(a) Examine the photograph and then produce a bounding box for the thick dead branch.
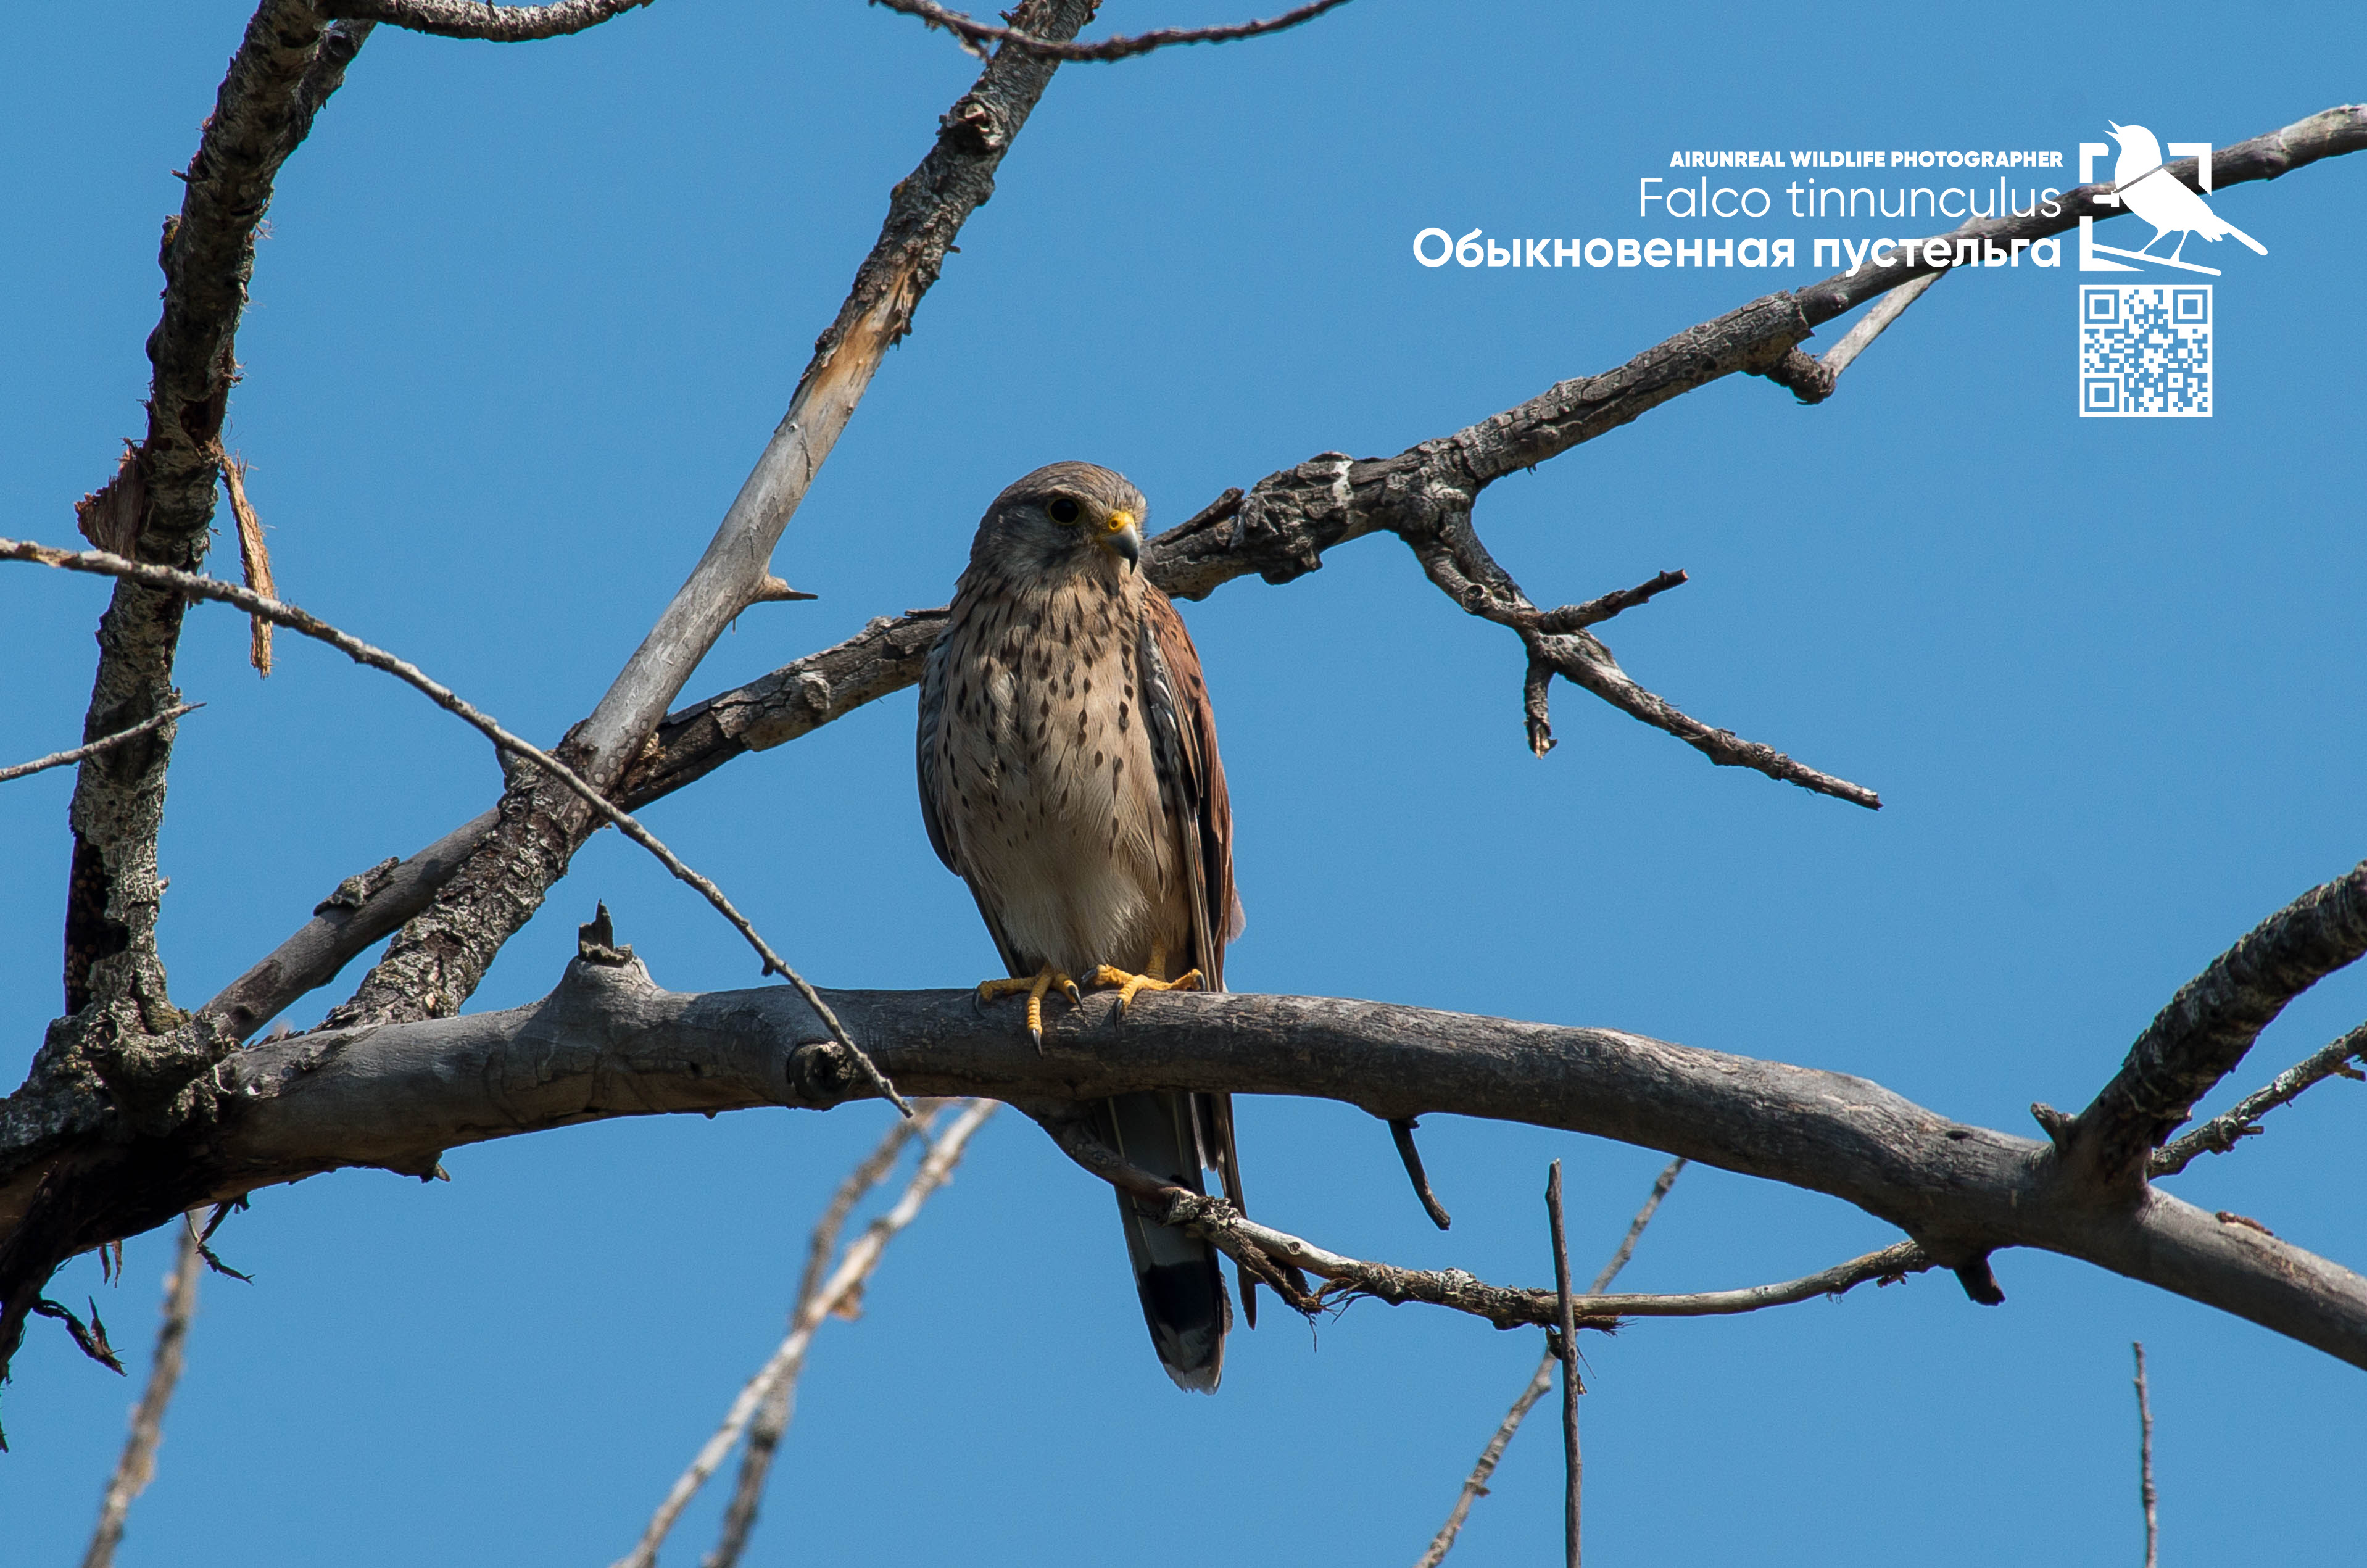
[2065,858,2367,1187]
[61,2,366,1027]
[80,1219,204,1568]
[0,707,201,787]
[197,810,501,1042]
[2152,1022,2367,1177]
[873,0,1354,62]
[6,956,2337,1364]
[323,0,653,41]
[613,1101,992,1568]
[323,0,1100,1037]
[2,539,907,1114]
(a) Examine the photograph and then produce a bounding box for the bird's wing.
[1137,587,1237,990]
[919,620,1030,977]
[1138,588,1260,1322]
[915,626,959,874]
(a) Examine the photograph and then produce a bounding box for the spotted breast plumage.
[916,460,1251,1391]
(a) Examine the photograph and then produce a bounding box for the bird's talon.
[1090,963,1205,1017]
[976,964,1079,1047]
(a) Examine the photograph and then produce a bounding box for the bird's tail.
[2221,220,2268,255]
[1098,1091,1229,1392]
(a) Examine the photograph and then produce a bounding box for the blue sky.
[4,2,2365,1562]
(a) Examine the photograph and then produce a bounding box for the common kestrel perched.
[917,461,1250,1391]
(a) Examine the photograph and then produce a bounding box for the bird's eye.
[1046,497,1082,526]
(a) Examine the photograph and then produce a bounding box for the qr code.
[2079,285,2211,417]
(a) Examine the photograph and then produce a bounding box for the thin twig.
[81,1219,204,1568]
[1026,1104,1929,1330]
[2152,1021,2367,1176]
[1413,1351,1557,1568]
[1544,1162,1581,1568]
[872,0,1354,62]
[1419,1156,1689,1566]
[321,0,654,42]
[1388,1116,1453,1230]
[613,1101,994,1568]
[0,705,201,786]
[2134,1341,2158,1568]
[0,536,909,1116]
[703,1108,943,1568]
[1590,1157,1686,1295]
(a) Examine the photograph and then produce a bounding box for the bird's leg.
[976,964,1081,1050]
[1088,942,1204,1018]
[2171,228,2191,264]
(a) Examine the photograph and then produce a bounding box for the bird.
[916,460,1252,1391]
[2107,122,2267,264]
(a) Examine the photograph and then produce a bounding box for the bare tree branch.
[2134,1342,2159,1568]
[60,1,367,1026]
[0,707,201,787]
[321,0,1101,1037]
[7,953,2329,1361]
[612,1101,993,1568]
[1591,1157,1685,1296]
[1420,1157,1680,1567]
[80,1217,204,1568]
[2058,858,2367,1187]
[3,536,908,1115]
[196,810,501,1042]
[703,1110,940,1568]
[2152,1022,2367,1177]
[1818,272,1944,383]
[1544,1161,1581,1568]
[1388,1116,1453,1230]
[322,0,654,42]
[1414,1354,1556,1568]
[872,0,1356,62]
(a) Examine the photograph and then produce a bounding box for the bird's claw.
[976,966,1080,1052]
[1088,963,1204,1018]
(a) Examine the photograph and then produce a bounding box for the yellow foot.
[976,965,1081,1050]
[1087,963,1204,1018]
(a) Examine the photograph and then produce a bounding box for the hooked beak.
[1096,508,1143,567]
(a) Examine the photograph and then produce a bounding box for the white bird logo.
[2107,122,2267,266]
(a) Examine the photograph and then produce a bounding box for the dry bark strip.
[319,0,1103,1034]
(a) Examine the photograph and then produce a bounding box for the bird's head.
[974,460,1148,578]
[2107,122,2163,168]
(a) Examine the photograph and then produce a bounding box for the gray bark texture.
[17,950,2364,1368]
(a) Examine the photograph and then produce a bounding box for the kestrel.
[917,461,1250,1391]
